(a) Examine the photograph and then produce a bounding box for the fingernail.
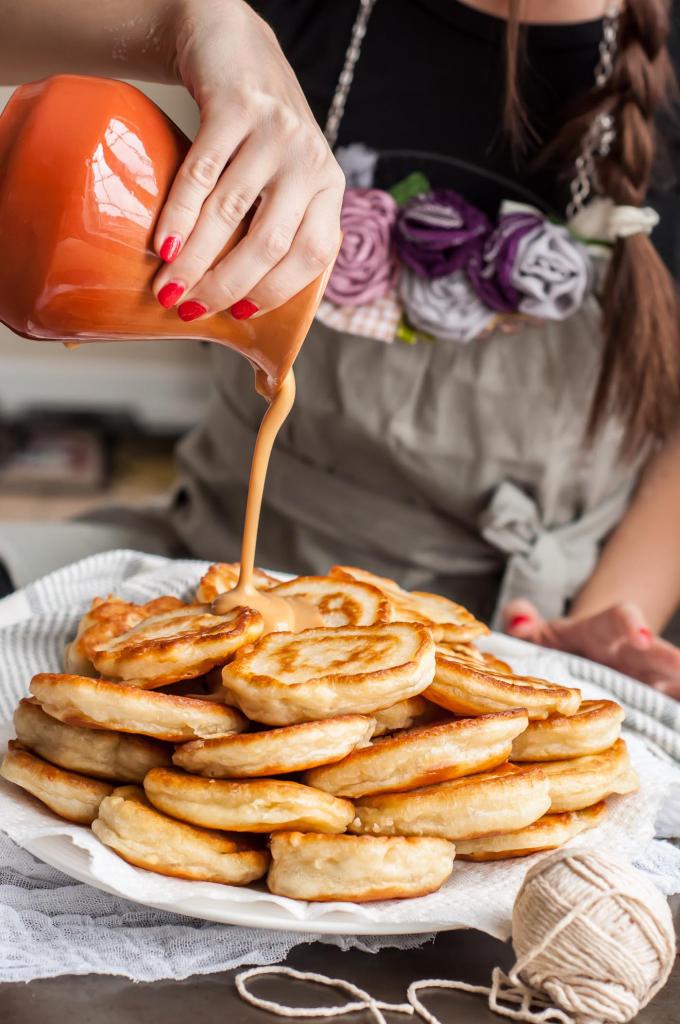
[160,235,182,263]
[177,300,208,322]
[638,627,653,644]
[230,299,259,320]
[157,282,185,309]
[508,614,532,630]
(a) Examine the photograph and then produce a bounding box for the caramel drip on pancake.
[212,371,322,635]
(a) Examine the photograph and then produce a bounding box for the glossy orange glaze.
[0,75,330,396]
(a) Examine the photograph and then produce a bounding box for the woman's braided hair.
[507,0,680,455]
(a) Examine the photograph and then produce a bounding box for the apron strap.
[480,478,631,626]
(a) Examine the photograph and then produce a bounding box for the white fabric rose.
[334,144,378,189]
[510,223,591,321]
[400,269,495,343]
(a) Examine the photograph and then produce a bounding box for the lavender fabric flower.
[468,212,543,313]
[395,189,490,279]
[510,222,591,320]
[399,268,495,343]
[325,188,399,306]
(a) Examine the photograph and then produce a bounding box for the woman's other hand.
[503,599,680,700]
[154,0,344,321]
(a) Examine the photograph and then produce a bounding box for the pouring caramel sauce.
[211,371,323,634]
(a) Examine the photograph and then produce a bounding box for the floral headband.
[316,169,659,347]
[316,1,659,347]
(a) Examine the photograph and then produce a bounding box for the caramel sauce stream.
[212,371,322,634]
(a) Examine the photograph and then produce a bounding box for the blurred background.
[0,82,212,525]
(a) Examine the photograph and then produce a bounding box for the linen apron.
[170,298,645,627]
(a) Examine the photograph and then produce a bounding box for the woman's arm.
[0,0,180,84]
[1,0,344,320]
[504,429,680,696]
[570,428,680,630]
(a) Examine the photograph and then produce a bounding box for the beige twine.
[235,850,676,1024]
[235,965,414,1023]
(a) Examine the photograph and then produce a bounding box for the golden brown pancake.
[481,652,514,673]
[371,695,442,736]
[511,699,625,761]
[173,715,376,778]
[530,738,639,812]
[144,768,355,834]
[330,565,489,643]
[30,673,247,742]
[304,710,529,798]
[1,741,113,824]
[351,763,550,841]
[271,576,390,627]
[196,562,279,604]
[91,605,264,686]
[14,698,171,782]
[455,802,608,860]
[221,621,435,725]
[64,594,186,676]
[93,786,270,884]
[436,642,513,675]
[267,831,455,902]
[427,648,581,720]
[437,641,486,663]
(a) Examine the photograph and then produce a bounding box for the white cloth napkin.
[1,550,679,983]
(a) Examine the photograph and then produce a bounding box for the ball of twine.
[506,848,676,1023]
[236,849,676,1024]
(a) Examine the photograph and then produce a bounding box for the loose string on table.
[235,965,576,1024]
[234,966,414,1024]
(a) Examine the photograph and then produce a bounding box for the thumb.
[502,599,545,642]
[612,602,654,651]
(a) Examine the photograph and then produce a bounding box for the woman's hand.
[154,0,344,321]
[503,599,680,699]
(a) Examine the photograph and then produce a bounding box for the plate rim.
[20,833,460,936]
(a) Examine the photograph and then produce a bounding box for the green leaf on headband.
[395,317,419,344]
[389,172,431,206]
[396,316,436,345]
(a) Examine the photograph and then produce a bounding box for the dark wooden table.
[1,899,678,1024]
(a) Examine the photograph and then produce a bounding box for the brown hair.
[505,0,680,455]
[503,0,531,153]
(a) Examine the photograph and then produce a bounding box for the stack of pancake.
[0,563,638,903]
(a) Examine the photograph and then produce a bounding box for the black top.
[251,0,605,216]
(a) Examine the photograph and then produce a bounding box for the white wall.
[0,81,213,432]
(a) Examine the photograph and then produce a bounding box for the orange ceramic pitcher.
[0,75,330,396]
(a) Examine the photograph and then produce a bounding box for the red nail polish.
[638,627,653,643]
[160,235,181,262]
[157,282,185,309]
[509,615,532,630]
[177,300,208,322]
[230,299,259,320]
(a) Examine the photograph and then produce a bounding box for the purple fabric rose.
[395,189,490,279]
[399,268,496,343]
[468,212,543,312]
[510,222,592,320]
[325,188,399,306]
